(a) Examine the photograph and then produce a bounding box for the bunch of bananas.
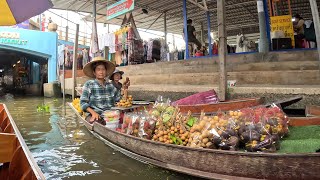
[72,98,83,114]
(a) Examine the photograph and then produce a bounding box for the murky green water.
[1,96,200,180]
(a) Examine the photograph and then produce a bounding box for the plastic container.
[105,120,120,130]
[102,110,120,122]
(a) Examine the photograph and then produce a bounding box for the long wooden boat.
[0,104,45,180]
[68,102,320,179]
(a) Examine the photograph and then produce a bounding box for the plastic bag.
[151,96,171,118]
[102,110,120,122]
[121,113,139,135]
[139,112,157,140]
[188,113,217,148]
[172,90,219,106]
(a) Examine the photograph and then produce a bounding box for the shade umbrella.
[0,0,53,26]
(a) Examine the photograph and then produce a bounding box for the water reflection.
[1,96,199,180]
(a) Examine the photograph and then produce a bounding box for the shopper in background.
[294,14,305,48]
[183,19,202,50]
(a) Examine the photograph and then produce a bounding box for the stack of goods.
[115,95,289,153]
[120,112,157,140]
[102,110,121,130]
[187,105,289,152]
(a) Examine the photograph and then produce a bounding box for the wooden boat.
[68,102,320,180]
[0,104,45,180]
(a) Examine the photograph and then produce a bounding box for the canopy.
[0,0,53,26]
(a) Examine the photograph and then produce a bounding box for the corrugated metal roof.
[51,0,319,37]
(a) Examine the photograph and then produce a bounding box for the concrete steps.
[124,70,320,86]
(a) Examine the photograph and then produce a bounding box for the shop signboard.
[270,15,295,47]
[0,32,28,45]
[106,0,134,20]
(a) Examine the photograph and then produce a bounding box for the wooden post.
[309,0,320,73]
[217,0,227,101]
[104,46,109,61]
[72,24,79,100]
[65,26,69,41]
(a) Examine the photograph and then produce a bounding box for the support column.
[207,11,213,56]
[257,0,269,53]
[72,24,79,100]
[164,12,168,48]
[183,0,189,59]
[263,0,271,50]
[309,0,320,72]
[217,0,227,101]
[93,0,97,19]
[65,26,69,41]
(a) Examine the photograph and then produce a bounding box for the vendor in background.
[183,19,202,50]
[80,57,124,125]
[293,14,305,48]
[109,69,130,91]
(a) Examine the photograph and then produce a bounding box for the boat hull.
[93,123,320,180]
[0,104,45,180]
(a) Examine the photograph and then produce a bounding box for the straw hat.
[83,56,115,78]
[110,69,124,80]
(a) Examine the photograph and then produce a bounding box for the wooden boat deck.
[0,104,45,180]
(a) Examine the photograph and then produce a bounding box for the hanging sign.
[106,0,134,20]
[270,15,295,47]
[0,32,28,45]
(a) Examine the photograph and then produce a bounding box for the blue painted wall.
[0,27,58,83]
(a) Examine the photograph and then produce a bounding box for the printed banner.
[270,15,295,47]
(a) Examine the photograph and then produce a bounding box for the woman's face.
[113,73,121,82]
[93,64,107,79]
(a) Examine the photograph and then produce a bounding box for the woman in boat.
[109,69,130,91]
[80,56,124,125]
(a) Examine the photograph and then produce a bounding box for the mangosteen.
[221,131,231,139]
[227,136,239,148]
[256,136,273,149]
[212,136,222,145]
[226,129,237,136]
[238,124,246,134]
[219,140,231,150]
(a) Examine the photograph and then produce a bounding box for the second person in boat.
[109,69,130,92]
[80,56,125,125]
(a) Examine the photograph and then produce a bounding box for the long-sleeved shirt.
[80,79,121,115]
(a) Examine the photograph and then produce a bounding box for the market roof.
[51,0,316,37]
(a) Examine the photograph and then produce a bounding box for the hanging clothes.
[82,49,89,65]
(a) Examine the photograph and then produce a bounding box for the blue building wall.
[0,27,58,83]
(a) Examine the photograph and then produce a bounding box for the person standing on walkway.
[183,19,202,50]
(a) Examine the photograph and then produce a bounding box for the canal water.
[1,96,199,180]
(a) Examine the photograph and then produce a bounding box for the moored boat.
[68,102,320,180]
[0,104,45,180]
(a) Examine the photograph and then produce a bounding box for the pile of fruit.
[151,103,193,145]
[72,98,83,115]
[116,95,133,108]
[116,95,289,153]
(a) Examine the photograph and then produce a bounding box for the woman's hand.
[89,111,100,123]
[123,77,130,89]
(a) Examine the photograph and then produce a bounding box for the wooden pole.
[217,0,227,101]
[72,24,79,100]
[309,0,320,73]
